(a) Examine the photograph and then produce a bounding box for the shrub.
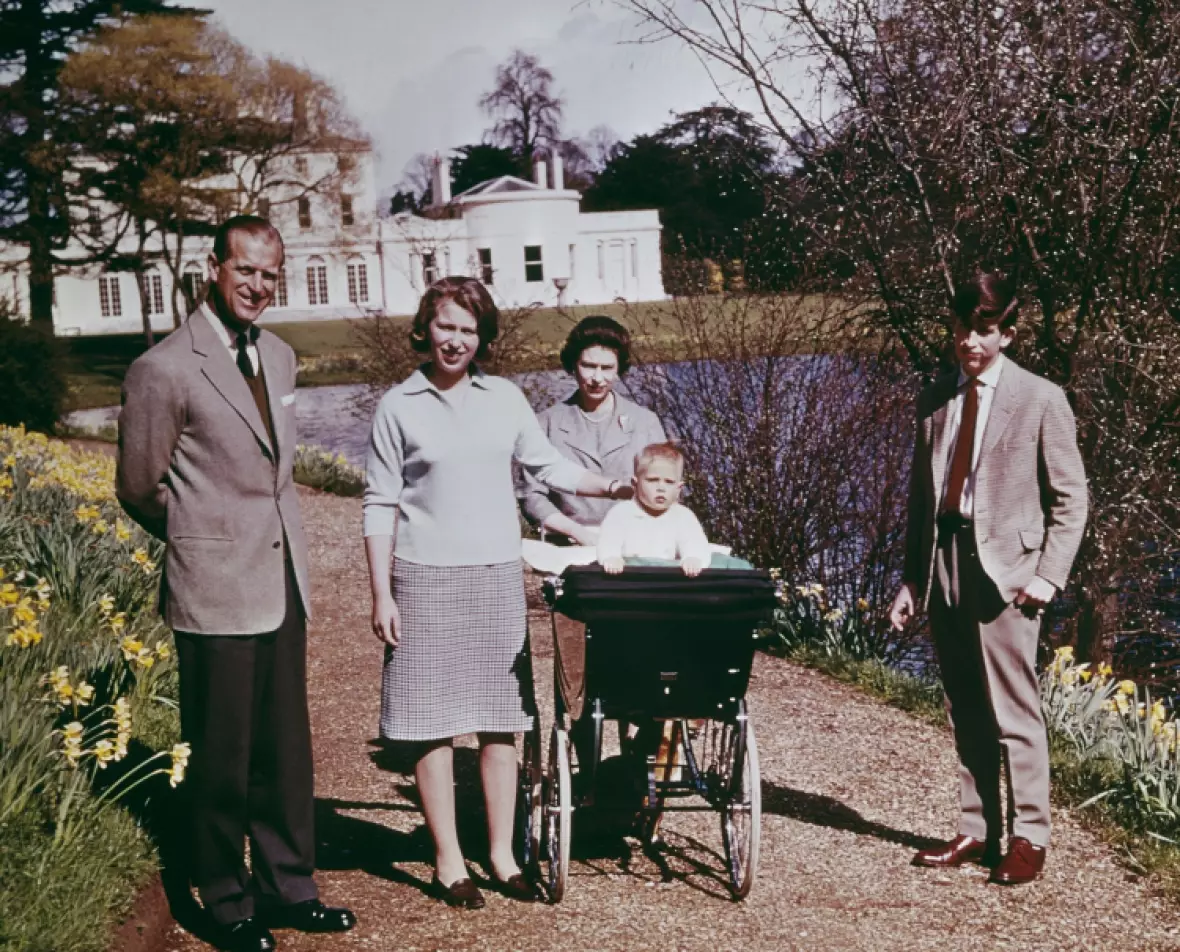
[0,312,67,433]
[623,290,918,655]
[293,445,364,497]
[0,426,183,952]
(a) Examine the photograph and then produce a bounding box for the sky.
[197,0,774,199]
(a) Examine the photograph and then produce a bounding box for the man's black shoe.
[260,898,356,933]
[216,917,276,952]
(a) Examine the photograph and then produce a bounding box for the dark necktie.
[942,379,981,517]
[235,330,256,379]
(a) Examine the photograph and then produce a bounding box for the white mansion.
[0,148,666,336]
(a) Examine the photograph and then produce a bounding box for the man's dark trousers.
[175,565,318,926]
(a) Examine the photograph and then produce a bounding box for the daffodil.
[93,738,117,768]
[6,623,43,648]
[114,520,131,542]
[120,635,144,661]
[168,742,192,787]
[1118,679,1137,696]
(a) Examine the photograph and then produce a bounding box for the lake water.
[65,372,578,467]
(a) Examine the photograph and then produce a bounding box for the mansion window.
[422,252,438,287]
[182,265,204,307]
[275,268,289,308]
[306,258,329,306]
[478,248,493,285]
[347,260,369,304]
[341,195,354,226]
[145,271,165,315]
[258,197,271,219]
[88,206,102,241]
[295,156,308,176]
[298,196,312,230]
[524,244,543,283]
[99,274,122,318]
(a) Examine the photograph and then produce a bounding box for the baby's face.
[633,459,683,514]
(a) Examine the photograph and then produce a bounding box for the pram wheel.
[542,725,572,902]
[719,703,761,899]
[515,720,543,870]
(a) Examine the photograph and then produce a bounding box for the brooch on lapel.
[618,414,629,430]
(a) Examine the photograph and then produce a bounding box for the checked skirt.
[380,559,537,741]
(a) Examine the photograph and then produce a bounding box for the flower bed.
[0,426,185,952]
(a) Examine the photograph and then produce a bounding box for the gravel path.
[159,491,1180,952]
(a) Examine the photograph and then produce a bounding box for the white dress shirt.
[940,353,1006,518]
[200,304,260,375]
[596,500,713,564]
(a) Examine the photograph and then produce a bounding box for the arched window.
[422,252,438,287]
[181,263,205,309]
[346,257,369,304]
[306,256,329,306]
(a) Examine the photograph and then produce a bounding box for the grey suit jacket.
[116,305,311,635]
[903,359,1088,606]
[519,392,666,527]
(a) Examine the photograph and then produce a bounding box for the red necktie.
[942,379,981,517]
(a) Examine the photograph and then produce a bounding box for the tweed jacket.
[902,358,1088,606]
[116,305,311,635]
[519,392,666,527]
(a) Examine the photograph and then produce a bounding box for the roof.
[453,175,548,199]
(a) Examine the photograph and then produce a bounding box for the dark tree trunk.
[21,0,56,327]
[1075,588,1120,665]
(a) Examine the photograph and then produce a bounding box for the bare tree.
[621,0,1180,663]
[478,50,564,166]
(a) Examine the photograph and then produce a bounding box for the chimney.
[534,159,547,188]
[432,154,452,206]
[552,153,564,190]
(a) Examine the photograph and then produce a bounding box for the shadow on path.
[762,781,942,852]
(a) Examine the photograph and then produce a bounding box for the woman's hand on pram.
[681,557,704,577]
[371,591,402,647]
[601,557,625,575]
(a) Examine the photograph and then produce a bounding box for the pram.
[516,564,780,901]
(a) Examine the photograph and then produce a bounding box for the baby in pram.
[596,442,712,576]
[594,442,712,818]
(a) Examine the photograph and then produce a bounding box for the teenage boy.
[889,273,1088,886]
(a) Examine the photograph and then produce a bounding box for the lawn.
[60,296,848,411]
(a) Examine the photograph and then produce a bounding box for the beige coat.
[903,359,1088,605]
[116,306,311,635]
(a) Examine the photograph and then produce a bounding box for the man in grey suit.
[890,273,1087,886]
[117,216,355,952]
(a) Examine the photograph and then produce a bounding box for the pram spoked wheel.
[542,725,572,900]
[515,720,543,870]
[718,704,761,898]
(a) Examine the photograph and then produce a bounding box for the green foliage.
[450,143,525,195]
[585,105,803,287]
[0,315,67,433]
[0,801,156,952]
[0,428,180,952]
[293,444,364,497]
